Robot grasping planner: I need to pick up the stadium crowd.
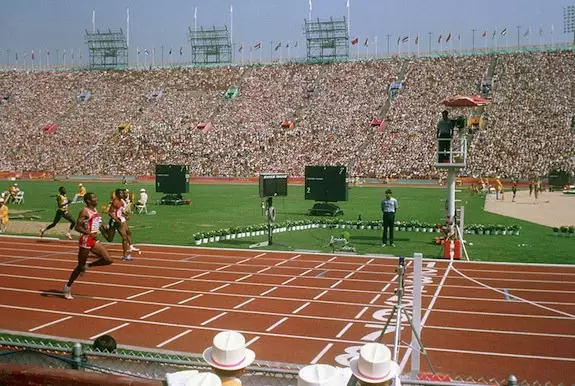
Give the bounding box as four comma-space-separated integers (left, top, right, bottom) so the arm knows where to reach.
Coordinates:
0, 50, 573, 179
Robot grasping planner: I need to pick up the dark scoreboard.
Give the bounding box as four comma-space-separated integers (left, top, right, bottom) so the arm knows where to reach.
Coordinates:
304, 165, 348, 202
259, 173, 288, 198
155, 164, 190, 193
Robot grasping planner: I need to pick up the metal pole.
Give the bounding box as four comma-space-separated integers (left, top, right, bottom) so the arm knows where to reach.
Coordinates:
517, 25, 521, 48
386, 34, 390, 55
428, 32, 432, 53
410, 253, 423, 377
471, 28, 476, 51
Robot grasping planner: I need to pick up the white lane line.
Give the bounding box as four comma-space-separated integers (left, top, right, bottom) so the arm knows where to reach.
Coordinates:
235, 274, 253, 282
233, 298, 256, 310
289, 254, 301, 260
201, 312, 228, 326
236, 258, 251, 264
275, 260, 287, 266
344, 272, 355, 279
254, 253, 266, 258
246, 336, 260, 346
336, 322, 354, 338
29, 316, 72, 332
369, 294, 381, 304
315, 262, 326, 269
365, 258, 374, 265
300, 269, 313, 276
260, 287, 277, 296
355, 265, 365, 272
84, 302, 118, 314
292, 302, 311, 314
178, 294, 203, 305
257, 267, 271, 273
266, 316, 289, 332
191, 272, 210, 279
216, 264, 232, 271
210, 283, 230, 292
140, 306, 171, 320
381, 283, 392, 292
282, 277, 297, 285
89, 322, 130, 340
311, 343, 334, 364
162, 280, 184, 289
328, 256, 337, 262
330, 280, 343, 289
314, 290, 328, 300
354, 307, 369, 319
156, 329, 192, 348
127, 290, 154, 299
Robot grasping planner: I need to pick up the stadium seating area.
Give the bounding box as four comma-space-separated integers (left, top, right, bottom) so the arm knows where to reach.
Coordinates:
0, 50, 573, 179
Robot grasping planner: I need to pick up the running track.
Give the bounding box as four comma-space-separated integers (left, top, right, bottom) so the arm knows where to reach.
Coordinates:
0, 236, 574, 384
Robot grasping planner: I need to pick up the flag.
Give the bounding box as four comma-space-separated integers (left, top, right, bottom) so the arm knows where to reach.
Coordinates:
402, 36, 409, 43
152, 47, 156, 55
364, 38, 369, 46
501, 28, 507, 36
144, 49, 149, 55
285, 42, 289, 48
275, 42, 282, 51
47, 50, 50, 56
180, 47, 183, 55
351, 37, 359, 45
63, 49, 66, 59
415, 35, 419, 45
137, 47, 141, 55
15, 52, 18, 61
169, 48, 172, 55
294, 41, 298, 47
446, 33, 451, 42
254, 42, 261, 49
539, 26, 544, 36
31, 50, 35, 60
397, 36, 401, 45
239, 44, 243, 52
482, 31, 487, 38
492, 30, 496, 39
524, 28, 530, 37
438, 35, 442, 44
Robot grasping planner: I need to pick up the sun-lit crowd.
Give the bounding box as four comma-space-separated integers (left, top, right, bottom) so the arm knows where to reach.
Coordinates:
0, 50, 573, 179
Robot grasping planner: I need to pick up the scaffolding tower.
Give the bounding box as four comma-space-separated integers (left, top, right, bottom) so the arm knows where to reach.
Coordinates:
304, 17, 349, 62
188, 26, 232, 65
85, 29, 128, 69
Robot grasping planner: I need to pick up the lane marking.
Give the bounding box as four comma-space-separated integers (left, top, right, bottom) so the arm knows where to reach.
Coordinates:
266, 317, 288, 332
328, 256, 337, 262
344, 272, 355, 279
233, 298, 256, 310
84, 302, 118, 314
336, 322, 354, 338
282, 277, 297, 285
310, 343, 333, 364
29, 316, 73, 332
162, 280, 184, 289
330, 280, 343, 289
354, 307, 369, 319
216, 265, 232, 271
140, 306, 171, 320
257, 267, 271, 273
292, 302, 310, 314
369, 294, 381, 304
246, 336, 260, 346
178, 294, 203, 305
156, 329, 192, 348
191, 272, 210, 279
260, 287, 277, 296
236, 258, 251, 264
289, 254, 301, 260
314, 290, 328, 300
210, 283, 230, 292
254, 253, 267, 258
179, 256, 198, 262
127, 290, 154, 300
300, 269, 313, 276
235, 274, 253, 282
380, 283, 392, 292
314, 262, 326, 269
315, 270, 329, 278
89, 322, 130, 340
201, 312, 228, 326
274, 260, 287, 267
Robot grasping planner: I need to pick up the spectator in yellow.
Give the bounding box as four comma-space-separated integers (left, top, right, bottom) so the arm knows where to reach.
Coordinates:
0, 198, 8, 233
203, 331, 255, 386
495, 177, 504, 200
72, 183, 87, 203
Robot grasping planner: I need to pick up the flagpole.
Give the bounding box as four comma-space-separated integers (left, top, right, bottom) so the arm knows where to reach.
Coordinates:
126, 8, 130, 48
194, 7, 198, 32
92, 9, 96, 33
374, 35, 378, 58
230, 5, 233, 54
347, 0, 350, 39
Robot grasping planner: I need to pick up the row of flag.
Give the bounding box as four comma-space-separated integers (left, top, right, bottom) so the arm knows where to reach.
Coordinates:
14, 49, 83, 61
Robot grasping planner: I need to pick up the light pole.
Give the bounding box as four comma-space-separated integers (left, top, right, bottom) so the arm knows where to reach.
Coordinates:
472, 29, 476, 51
564, 6, 575, 44
516, 26, 521, 48
428, 32, 432, 53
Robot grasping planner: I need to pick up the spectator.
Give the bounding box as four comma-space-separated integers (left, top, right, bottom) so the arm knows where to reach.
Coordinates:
202, 330, 255, 386
72, 183, 87, 203
0, 198, 8, 233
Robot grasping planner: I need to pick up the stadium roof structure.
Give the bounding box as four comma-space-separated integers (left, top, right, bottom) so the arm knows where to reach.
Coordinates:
85, 29, 128, 70
188, 26, 232, 65
304, 17, 349, 62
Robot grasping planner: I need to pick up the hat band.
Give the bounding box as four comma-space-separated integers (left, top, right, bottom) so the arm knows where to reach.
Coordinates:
358, 367, 391, 381
213, 355, 247, 369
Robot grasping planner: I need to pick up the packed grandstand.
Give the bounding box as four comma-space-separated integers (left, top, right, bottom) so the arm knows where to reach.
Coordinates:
0, 49, 574, 179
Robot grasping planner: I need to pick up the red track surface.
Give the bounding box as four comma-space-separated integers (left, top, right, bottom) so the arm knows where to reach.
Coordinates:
0, 236, 574, 384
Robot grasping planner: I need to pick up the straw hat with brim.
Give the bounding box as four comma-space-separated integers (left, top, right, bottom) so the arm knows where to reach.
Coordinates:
185, 372, 222, 386
203, 331, 255, 371
298, 364, 338, 386
349, 343, 400, 384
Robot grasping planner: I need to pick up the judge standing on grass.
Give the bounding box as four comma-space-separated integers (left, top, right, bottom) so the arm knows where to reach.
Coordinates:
381, 189, 398, 247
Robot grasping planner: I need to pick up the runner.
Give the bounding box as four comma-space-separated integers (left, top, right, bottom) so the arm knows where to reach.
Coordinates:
40, 186, 75, 239
63, 192, 113, 300
103, 188, 140, 261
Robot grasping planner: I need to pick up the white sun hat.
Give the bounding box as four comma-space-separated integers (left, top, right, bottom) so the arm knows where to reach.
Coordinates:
349, 343, 400, 384
297, 364, 339, 386
140, 188, 146, 192
203, 331, 256, 371
185, 372, 222, 386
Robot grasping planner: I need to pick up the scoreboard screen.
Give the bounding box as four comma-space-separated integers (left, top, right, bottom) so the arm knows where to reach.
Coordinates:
259, 174, 288, 198
304, 166, 348, 202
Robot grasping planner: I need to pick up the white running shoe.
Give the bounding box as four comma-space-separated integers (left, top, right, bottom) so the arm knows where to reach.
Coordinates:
122, 255, 133, 261
63, 284, 73, 300
129, 245, 142, 255
65, 232, 73, 240
40, 228, 45, 237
